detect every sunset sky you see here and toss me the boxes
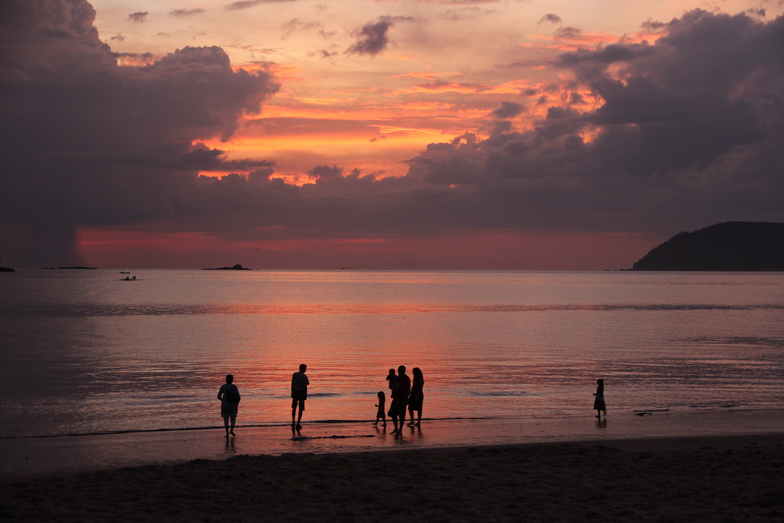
[1,0,783,269]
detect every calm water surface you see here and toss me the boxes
[1,269,782,438]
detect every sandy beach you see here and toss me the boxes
[1,434,782,522]
[1,411,783,521]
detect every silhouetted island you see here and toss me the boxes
[631,222,784,271]
[0,266,14,272]
[202,264,251,271]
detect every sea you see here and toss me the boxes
[1,269,783,440]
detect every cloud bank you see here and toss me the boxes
[1,2,783,268]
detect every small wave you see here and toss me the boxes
[6,302,781,318]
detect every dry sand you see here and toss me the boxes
[1,434,782,522]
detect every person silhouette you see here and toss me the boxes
[291,364,309,429]
[593,379,606,419]
[374,391,386,426]
[217,374,240,437]
[407,367,424,426]
[386,368,398,392]
[390,365,410,434]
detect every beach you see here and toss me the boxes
[2,270,783,520]
[1,411,783,521]
[1,434,782,522]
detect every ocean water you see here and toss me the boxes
[1,269,783,439]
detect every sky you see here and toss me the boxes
[1,0,783,270]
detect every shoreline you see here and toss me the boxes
[2,408,783,482]
[2,433,782,521]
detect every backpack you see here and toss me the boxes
[225,385,240,404]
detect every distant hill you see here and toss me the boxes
[631,222,784,271]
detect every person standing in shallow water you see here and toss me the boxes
[390,365,410,434]
[217,374,240,438]
[407,367,424,427]
[291,364,309,429]
[593,379,606,419]
[374,391,386,426]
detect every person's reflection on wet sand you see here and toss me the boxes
[374,422,388,436]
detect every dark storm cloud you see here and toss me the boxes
[491,101,524,119]
[557,43,656,66]
[226,0,296,11]
[128,11,148,23]
[0,0,279,266]
[54,143,276,172]
[346,20,394,56]
[401,9,784,235]
[309,165,344,180]
[554,26,582,39]
[538,14,562,25]
[171,8,206,17]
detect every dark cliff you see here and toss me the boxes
[631,222,784,271]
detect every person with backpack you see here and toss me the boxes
[218,374,241,437]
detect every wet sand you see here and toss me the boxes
[1,434,782,521]
[1,411,783,521]
[2,408,783,480]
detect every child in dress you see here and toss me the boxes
[374,391,386,426]
[593,379,606,419]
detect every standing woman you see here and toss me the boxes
[408,367,425,427]
[218,374,241,437]
[593,379,606,420]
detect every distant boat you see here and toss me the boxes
[120,271,131,274]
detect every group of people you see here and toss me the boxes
[218,368,605,438]
[216,365,312,438]
[216,364,425,437]
[374,365,425,434]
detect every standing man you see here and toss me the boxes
[217,374,240,438]
[390,365,411,434]
[291,364,309,429]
